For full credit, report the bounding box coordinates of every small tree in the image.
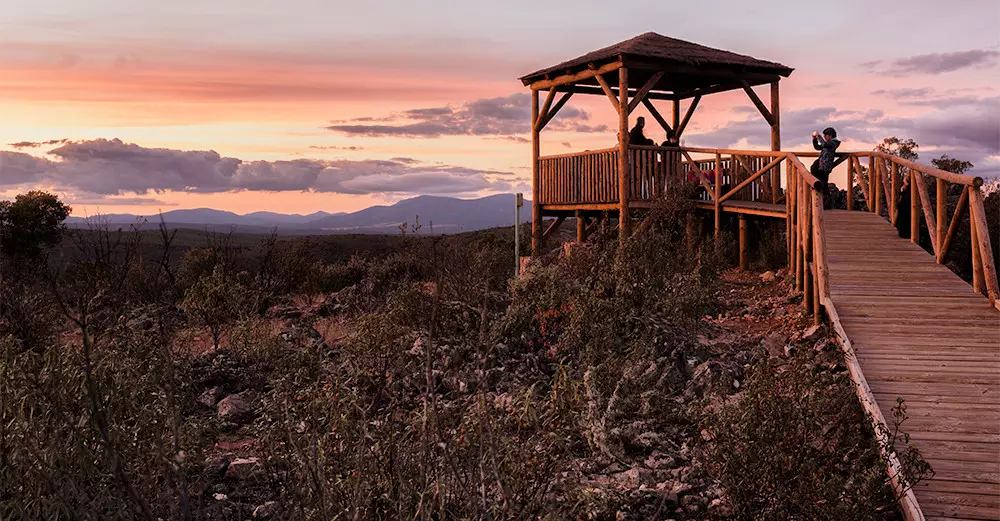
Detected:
[0,190,71,261]
[181,265,243,350]
[931,154,973,175]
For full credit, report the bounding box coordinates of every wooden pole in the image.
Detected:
[971,207,983,294]
[869,154,877,213]
[618,66,630,246]
[714,152,722,237]
[936,178,946,259]
[890,161,899,225]
[846,156,854,212]
[969,188,999,304]
[796,171,805,291]
[770,81,781,203]
[804,188,814,315]
[531,89,542,256]
[786,158,794,269]
[739,215,749,270]
[576,211,586,242]
[672,99,680,139]
[873,156,882,216]
[939,187,969,263]
[910,170,919,244]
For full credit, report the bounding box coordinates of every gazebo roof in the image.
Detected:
[519,32,793,97]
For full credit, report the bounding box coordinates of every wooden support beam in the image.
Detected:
[672,99,680,134]
[714,152,722,237]
[873,156,882,216]
[561,84,673,101]
[969,188,999,305]
[938,186,969,264]
[591,65,622,114]
[770,81,781,202]
[536,88,557,128]
[618,66,630,245]
[675,95,701,138]
[914,172,938,254]
[910,170,919,244]
[739,215,749,269]
[890,161,899,224]
[531,90,542,257]
[585,217,601,237]
[679,149,715,198]
[542,216,566,243]
[936,178,946,256]
[971,207,983,294]
[719,155,784,203]
[535,91,575,132]
[641,99,674,137]
[627,71,665,114]
[575,212,587,242]
[741,80,774,125]
[869,154,877,213]
[846,156,854,212]
[528,60,622,90]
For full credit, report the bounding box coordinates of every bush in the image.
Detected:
[704,357,931,520]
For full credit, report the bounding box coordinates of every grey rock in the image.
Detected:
[217,392,257,424]
[761,271,776,282]
[225,457,262,480]
[198,386,225,408]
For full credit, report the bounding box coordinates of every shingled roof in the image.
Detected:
[520,32,793,93]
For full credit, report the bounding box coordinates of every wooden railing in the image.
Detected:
[537,145,784,205]
[537,147,619,204]
[840,152,999,309]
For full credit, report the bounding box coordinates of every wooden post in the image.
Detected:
[804,188,814,315]
[739,215,749,270]
[890,161,899,224]
[936,178,946,260]
[786,158,794,269]
[971,207,983,294]
[873,157,882,216]
[531,89,542,256]
[846,157,854,212]
[714,152,722,237]
[910,170,919,243]
[576,211,586,242]
[866,154,874,213]
[796,171,805,292]
[618,66,630,245]
[970,189,999,304]
[672,99,680,138]
[770,81,781,203]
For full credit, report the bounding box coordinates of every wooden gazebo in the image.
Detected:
[520,32,794,255]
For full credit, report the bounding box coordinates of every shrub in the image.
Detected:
[181,265,246,350]
[704,357,931,520]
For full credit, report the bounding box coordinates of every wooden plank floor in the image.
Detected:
[825,210,1000,521]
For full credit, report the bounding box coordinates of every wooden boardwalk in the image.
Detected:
[825,210,1000,521]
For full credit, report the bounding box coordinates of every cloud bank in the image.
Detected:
[0,138,515,196]
[327,93,608,138]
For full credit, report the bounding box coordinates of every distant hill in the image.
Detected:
[66,194,530,234]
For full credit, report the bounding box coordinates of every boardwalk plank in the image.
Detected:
[824,210,1000,521]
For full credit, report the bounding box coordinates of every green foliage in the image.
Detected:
[931,154,973,175]
[0,190,71,261]
[875,137,919,161]
[705,357,931,520]
[181,265,245,350]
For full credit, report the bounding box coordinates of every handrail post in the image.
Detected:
[869,153,876,213]
[971,207,983,294]
[936,178,946,261]
[617,66,630,245]
[804,187,814,316]
[890,161,899,225]
[910,170,919,243]
[714,152,722,238]
[846,156,854,212]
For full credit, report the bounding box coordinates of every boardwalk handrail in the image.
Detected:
[846,151,998,309]
[785,151,926,521]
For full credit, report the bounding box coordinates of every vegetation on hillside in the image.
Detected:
[0,189,931,520]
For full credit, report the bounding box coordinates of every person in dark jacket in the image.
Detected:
[811,127,840,208]
[628,117,654,146]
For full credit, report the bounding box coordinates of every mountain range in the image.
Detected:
[67,194,532,234]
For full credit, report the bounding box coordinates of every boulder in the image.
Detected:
[198,386,225,408]
[217,392,257,424]
[761,271,776,282]
[225,457,263,480]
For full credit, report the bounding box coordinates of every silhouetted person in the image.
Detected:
[811,127,840,209]
[629,116,654,146]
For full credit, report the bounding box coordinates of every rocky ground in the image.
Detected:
[170,266,846,520]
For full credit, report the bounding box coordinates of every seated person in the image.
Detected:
[628,116,655,146]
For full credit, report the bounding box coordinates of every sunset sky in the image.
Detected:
[1,0,997,216]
